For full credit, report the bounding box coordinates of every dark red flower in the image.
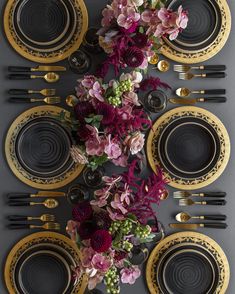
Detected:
[77,124,92,141]
[74,101,95,122]
[114,251,128,262]
[123,46,144,67]
[96,102,115,125]
[133,33,148,48]
[90,230,112,253]
[78,221,97,240]
[72,201,93,222]
[120,22,139,34]
[93,211,112,230]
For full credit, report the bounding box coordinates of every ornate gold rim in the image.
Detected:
[146,231,230,294]
[146,106,230,190]
[160,0,231,63]
[5,106,84,190]
[4,232,87,294]
[4,0,88,63]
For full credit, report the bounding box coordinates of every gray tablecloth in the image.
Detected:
[0,0,234,293]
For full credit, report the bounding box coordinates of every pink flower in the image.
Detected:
[89,81,105,102]
[91,254,112,272]
[130,0,144,7]
[107,207,125,221]
[117,7,140,29]
[121,21,139,33]
[81,75,96,88]
[120,266,141,284]
[112,154,128,167]
[139,57,148,69]
[102,7,115,27]
[176,5,188,29]
[66,220,78,242]
[158,8,177,27]
[70,145,88,165]
[87,272,104,290]
[124,132,145,155]
[104,135,122,159]
[116,105,133,120]
[120,71,143,88]
[111,194,128,214]
[81,247,96,268]
[85,137,106,156]
[141,9,159,25]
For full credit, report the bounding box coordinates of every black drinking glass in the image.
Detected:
[68,49,91,74]
[83,27,103,54]
[143,90,167,113]
[83,167,105,189]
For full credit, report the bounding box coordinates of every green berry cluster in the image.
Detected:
[118,79,132,92]
[122,240,133,252]
[134,224,152,239]
[109,219,133,235]
[109,221,121,234]
[108,96,122,106]
[105,267,120,294]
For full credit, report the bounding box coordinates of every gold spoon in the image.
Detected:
[30,198,59,208]
[31,72,60,83]
[176,212,227,222]
[66,95,79,107]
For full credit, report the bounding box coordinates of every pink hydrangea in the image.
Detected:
[122,92,140,106]
[85,137,106,156]
[81,247,96,268]
[104,135,122,159]
[111,194,128,215]
[117,7,140,29]
[112,154,128,167]
[81,75,96,88]
[91,254,112,272]
[120,266,141,284]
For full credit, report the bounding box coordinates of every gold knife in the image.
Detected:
[169,223,227,229]
[169,97,226,105]
[8,66,66,72]
[7,191,66,199]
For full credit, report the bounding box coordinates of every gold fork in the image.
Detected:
[179,199,227,206]
[9,96,61,104]
[179,72,226,80]
[174,64,226,72]
[8,222,60,230]
[8,214,56,222]
[8,89,56,96]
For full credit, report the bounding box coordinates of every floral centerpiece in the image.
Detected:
[69,70,169,171]
[97,0,188,77]
[67,161,167,293]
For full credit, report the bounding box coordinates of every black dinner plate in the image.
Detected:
[13,0,76,51]
[157,117,220,179]
[166,0,222,51]
[15,117,73,178]
[156,243,219,294]
[14,244,75,294]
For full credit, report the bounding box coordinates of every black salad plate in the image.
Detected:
[13,0,76,51]
[13,242,76,294]
[166,0,222,52]
[156,243,219,294]
[157,117,220,179]
[15,117,73,178]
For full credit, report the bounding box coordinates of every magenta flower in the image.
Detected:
[104,135,122,159]
[120,21,139,33]
[91,254,112,272]
[96,102,115,125]
[120,266,141,284]
[89,81,105,102]
[123,46,144,67]
[117,7,140,29]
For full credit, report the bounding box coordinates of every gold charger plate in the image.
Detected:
[146,231,230,294]
[4,232,87,294]
[160,0,231,63]
[4,0,88,63]
[5,105,84,190]
[146,106,230,190]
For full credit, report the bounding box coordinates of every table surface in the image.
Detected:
[0,0,234,293]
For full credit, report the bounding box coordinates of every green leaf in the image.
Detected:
[94,115,103,121]
[139,26,144,34]
[84,117,93,123]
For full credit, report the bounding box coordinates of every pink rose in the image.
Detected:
[120,266,141,284]
[125,132,145,155]
[91,254,112,272]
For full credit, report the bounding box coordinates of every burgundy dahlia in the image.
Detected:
[123,47,144,68]
[96,102,115,125]
[93,211,112,230]
[90,230,112,253]
[133,33,148,48]
[72,201,93,222]
[78,221,97,240]
[74,101,95,122]
[77,124,92,141]
[114,251,128,262]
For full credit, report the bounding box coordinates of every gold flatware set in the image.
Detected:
[179,72,226,80]
[175,87,226,97]
[179,198,226,206]
[174,64,226,73]
[9,72,60,83]
[173,191,226,199]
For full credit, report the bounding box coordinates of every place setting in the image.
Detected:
[2,0,233,294]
